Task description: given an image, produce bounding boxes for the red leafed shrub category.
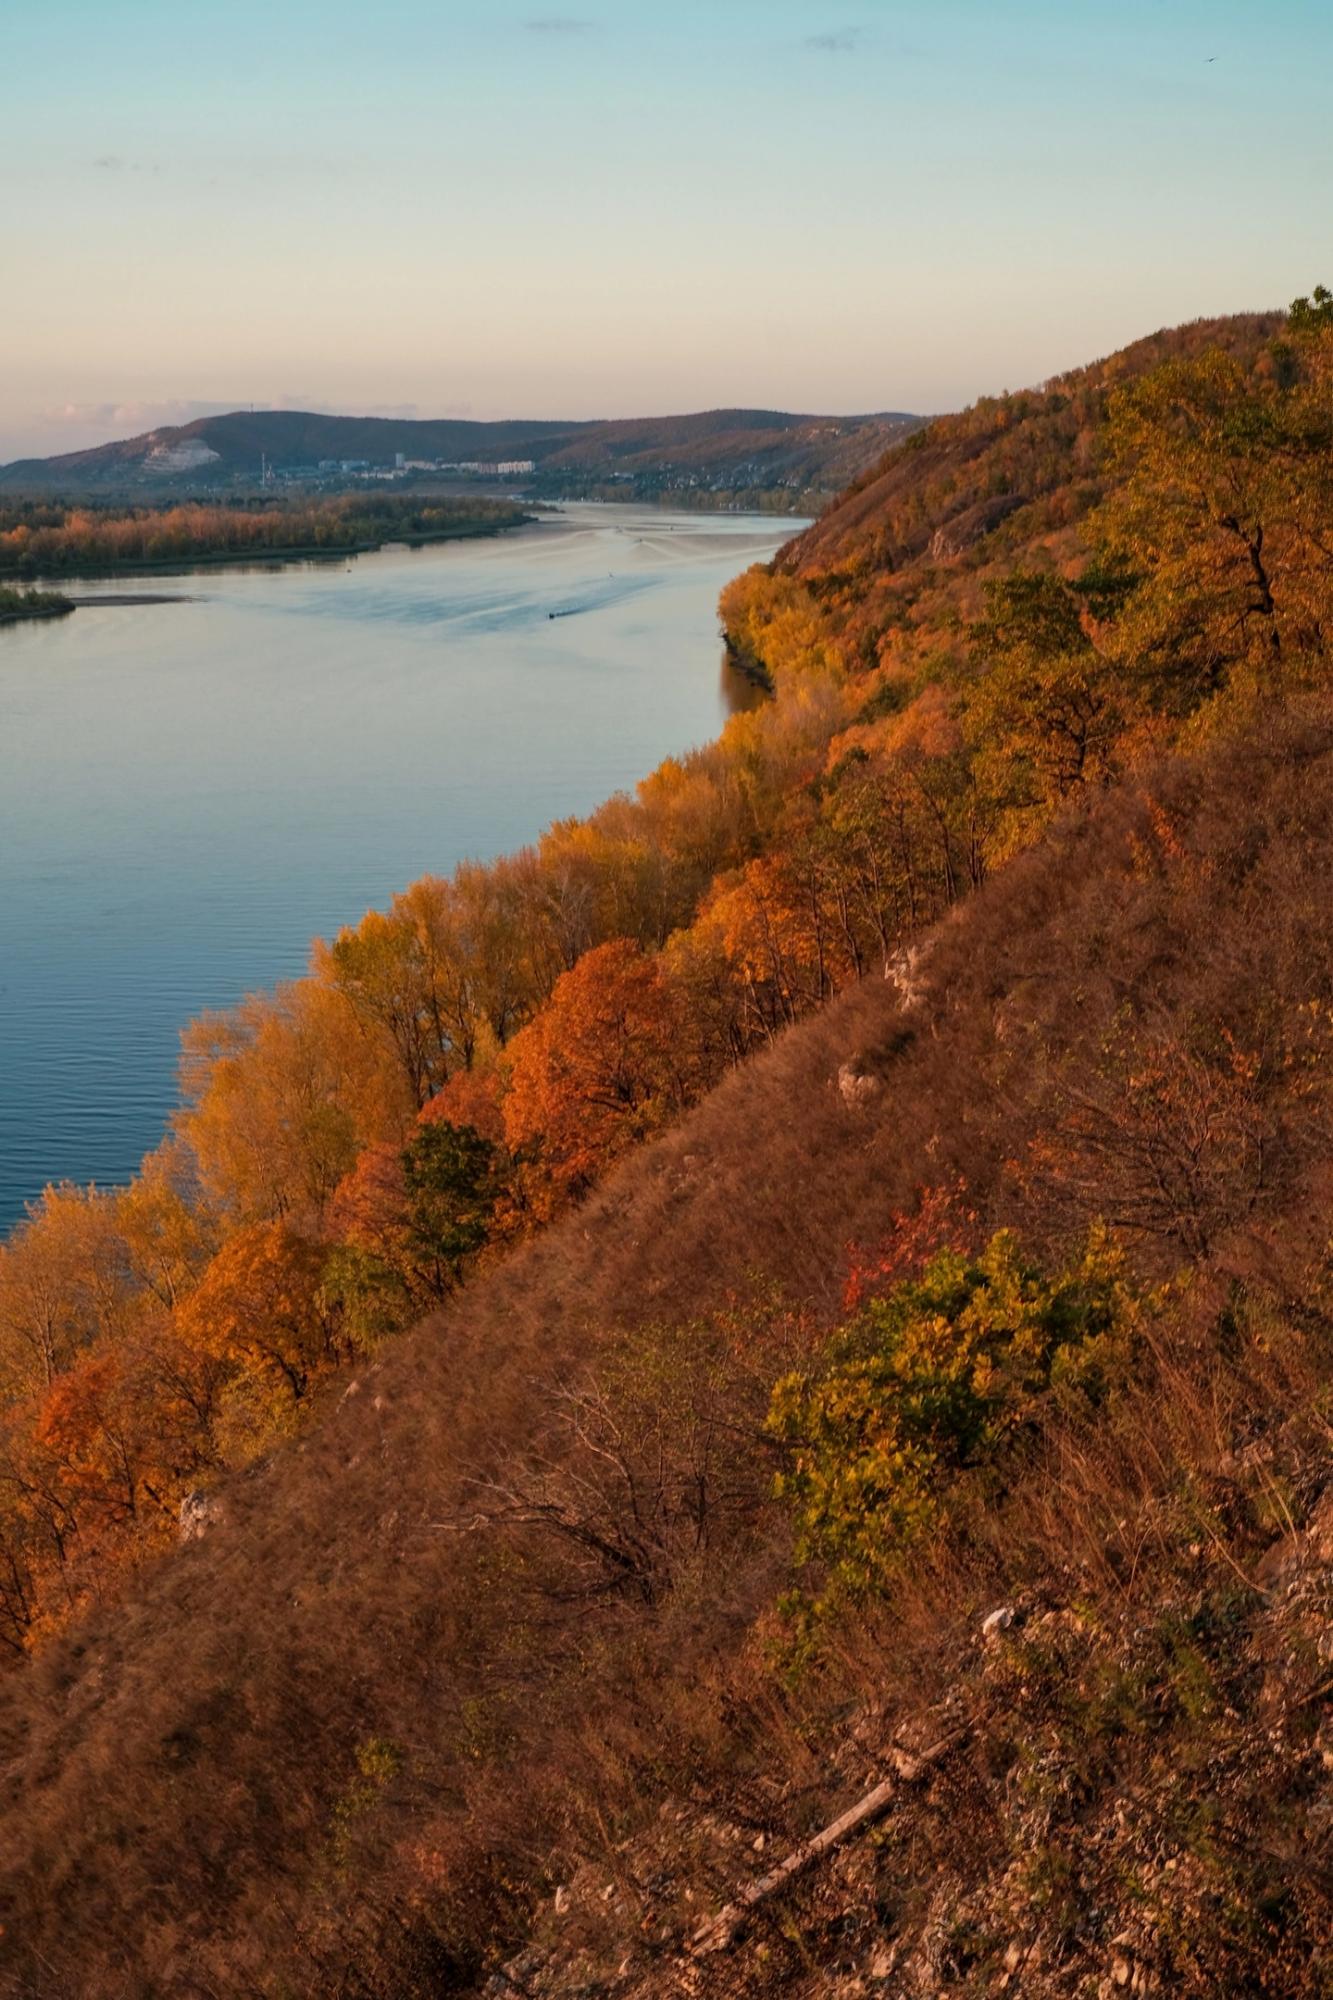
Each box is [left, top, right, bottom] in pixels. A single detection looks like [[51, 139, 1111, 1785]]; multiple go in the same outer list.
[[842, 1176, 980, 1310]]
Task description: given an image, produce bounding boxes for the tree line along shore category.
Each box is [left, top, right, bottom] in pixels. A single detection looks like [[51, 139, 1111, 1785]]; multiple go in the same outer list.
[[0, 583, 73, 624], [0, 493, 531, 581]]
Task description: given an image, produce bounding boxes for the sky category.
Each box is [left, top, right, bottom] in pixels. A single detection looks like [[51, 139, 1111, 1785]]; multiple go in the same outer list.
[[3, 0, 1331, 461]]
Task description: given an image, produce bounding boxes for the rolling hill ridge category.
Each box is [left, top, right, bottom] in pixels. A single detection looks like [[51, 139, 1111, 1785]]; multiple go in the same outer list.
[[0, 406, 920, 504]]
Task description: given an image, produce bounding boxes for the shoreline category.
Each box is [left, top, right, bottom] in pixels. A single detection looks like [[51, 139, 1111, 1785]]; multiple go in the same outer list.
[[2, 512, 536, 587], [0, 604, 75, 626], [0, 594, 74, 627], [61, 592, 195, 608], [721, 632, 775, 694]]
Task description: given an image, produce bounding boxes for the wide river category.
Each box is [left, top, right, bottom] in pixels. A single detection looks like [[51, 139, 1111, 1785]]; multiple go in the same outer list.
[[0, 504, 798, 1233]]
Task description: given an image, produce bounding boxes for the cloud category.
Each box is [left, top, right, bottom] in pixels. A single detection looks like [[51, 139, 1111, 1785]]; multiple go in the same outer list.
[[90, 148, 362, 183], [40, 398, 239, 433], [3, 395, 490, 464], [803, 25, 865, 53], [523, 15, 595, 33], [39, 397, 444, 440], [89, 154, 163, 175]]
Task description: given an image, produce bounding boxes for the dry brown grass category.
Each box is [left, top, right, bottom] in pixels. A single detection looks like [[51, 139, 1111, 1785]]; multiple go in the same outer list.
[[2, 700, 1332, 1995]]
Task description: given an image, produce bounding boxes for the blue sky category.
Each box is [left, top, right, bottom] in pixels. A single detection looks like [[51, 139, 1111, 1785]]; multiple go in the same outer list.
[[4, 0, 1330, 458]]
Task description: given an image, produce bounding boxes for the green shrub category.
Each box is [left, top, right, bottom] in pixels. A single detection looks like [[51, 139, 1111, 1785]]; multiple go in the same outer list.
[[766, 1228, 1133, 1599]]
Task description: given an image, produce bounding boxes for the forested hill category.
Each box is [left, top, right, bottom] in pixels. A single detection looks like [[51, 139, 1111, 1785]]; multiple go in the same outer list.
[[0, 405, 919, 505], [777, 310, 1282, 579], [1, 298, 1333, 1997]]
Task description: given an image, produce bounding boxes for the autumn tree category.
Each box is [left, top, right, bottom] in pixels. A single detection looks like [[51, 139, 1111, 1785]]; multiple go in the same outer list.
[[177, 1223, 349, 1417], [1288, 284, 1333, 334], [113, 1141, 217, 1310], [0, 1186, 130, 1396], [326, 1117, 501, 1339], [1097, 319, 1333, 700], [178, 982, 379, 1225], [964, 567, 1133, 841], [503, 939, 690, 1213], [323, 872, 541, 1108], [35, 1352, 172, 1578]]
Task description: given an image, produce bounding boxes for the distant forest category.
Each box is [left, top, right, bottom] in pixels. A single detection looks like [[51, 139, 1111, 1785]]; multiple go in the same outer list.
[[0, 582, 72, 622], [0, 494, 530, 577]]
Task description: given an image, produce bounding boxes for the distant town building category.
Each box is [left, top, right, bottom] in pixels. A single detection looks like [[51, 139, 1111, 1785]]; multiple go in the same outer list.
[[308, 453, 535, 480]]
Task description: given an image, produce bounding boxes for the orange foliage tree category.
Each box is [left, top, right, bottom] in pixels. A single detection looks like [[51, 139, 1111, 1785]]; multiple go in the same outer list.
[[177, 1222, 349, 1413], [503, 939, 692, 1213]]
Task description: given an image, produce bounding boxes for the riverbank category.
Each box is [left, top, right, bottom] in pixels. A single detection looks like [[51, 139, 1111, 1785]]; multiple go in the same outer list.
[[721, 628, 774, 693], [0, 586, 73, 626], [14, 516, 537, 585], [61, 593, 195, 608], [0, 497, 534, 584], [0, 504, 795, 1228]]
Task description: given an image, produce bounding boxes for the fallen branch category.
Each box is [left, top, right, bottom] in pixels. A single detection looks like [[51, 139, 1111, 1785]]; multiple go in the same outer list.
[[690, 1731, 962, 1955]]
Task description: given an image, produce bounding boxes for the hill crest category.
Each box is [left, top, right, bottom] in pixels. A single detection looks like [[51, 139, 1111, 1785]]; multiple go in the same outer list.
[[0, 405, 920, 501]]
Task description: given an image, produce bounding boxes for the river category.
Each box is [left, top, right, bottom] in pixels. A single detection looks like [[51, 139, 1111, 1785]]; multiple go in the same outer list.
[[0, 504, 799, 1232]]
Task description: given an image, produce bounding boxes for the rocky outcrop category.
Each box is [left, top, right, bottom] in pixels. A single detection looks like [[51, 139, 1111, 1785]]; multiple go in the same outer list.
[[177, 1489, 222, 1543], [837, 1057, 883, 1109], [927, 491, 1027, 561]]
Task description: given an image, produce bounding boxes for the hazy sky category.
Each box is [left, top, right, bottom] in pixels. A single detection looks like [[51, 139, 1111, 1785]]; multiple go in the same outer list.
[[4, 0, 1330, 460]]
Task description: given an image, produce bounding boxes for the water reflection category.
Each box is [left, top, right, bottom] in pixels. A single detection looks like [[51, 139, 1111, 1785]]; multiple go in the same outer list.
[[719, 649, 771, 715]]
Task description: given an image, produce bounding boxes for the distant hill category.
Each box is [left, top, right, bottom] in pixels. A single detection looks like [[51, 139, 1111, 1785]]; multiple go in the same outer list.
[[0, 406, 921, 505]]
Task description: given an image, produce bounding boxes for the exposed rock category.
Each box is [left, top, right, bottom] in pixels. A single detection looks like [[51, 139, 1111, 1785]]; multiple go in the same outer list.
[[177, 1490, 222, 1543], [838, 1058, 883, 1109], [145, 436, 222, 474], [1000, 1938, 1043, 1988], [981, 1605, 1015, 1639], [926, 491, 1027, 561], [885, 943, 928, 1011], [1315, 1717, 1333, 1771]]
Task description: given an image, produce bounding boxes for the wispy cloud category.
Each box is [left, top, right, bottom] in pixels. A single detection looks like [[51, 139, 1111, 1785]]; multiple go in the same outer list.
[[523, 16, 595, 34], [90, 154, 163, 175], [39, 398, 237, 434], [803, 25, 865, 54]]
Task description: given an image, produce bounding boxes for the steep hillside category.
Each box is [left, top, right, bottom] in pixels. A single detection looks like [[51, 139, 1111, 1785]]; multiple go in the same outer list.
[[779, 313, 1281, 583], [2, 299, 1332, 1997], [1, 708, 1331, 1997]]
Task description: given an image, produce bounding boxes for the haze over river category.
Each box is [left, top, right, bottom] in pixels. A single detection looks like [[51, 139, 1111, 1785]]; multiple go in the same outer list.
[[0, 505, 798, 1232]]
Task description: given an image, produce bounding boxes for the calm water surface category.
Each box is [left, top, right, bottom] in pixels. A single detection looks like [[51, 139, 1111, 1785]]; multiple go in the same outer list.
[[0, 505, 797, 1231]]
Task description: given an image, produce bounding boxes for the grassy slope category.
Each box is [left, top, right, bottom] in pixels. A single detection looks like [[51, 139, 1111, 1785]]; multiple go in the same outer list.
[[1, 710, 1330, 1997], [0, 314, 1330, 1997]]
